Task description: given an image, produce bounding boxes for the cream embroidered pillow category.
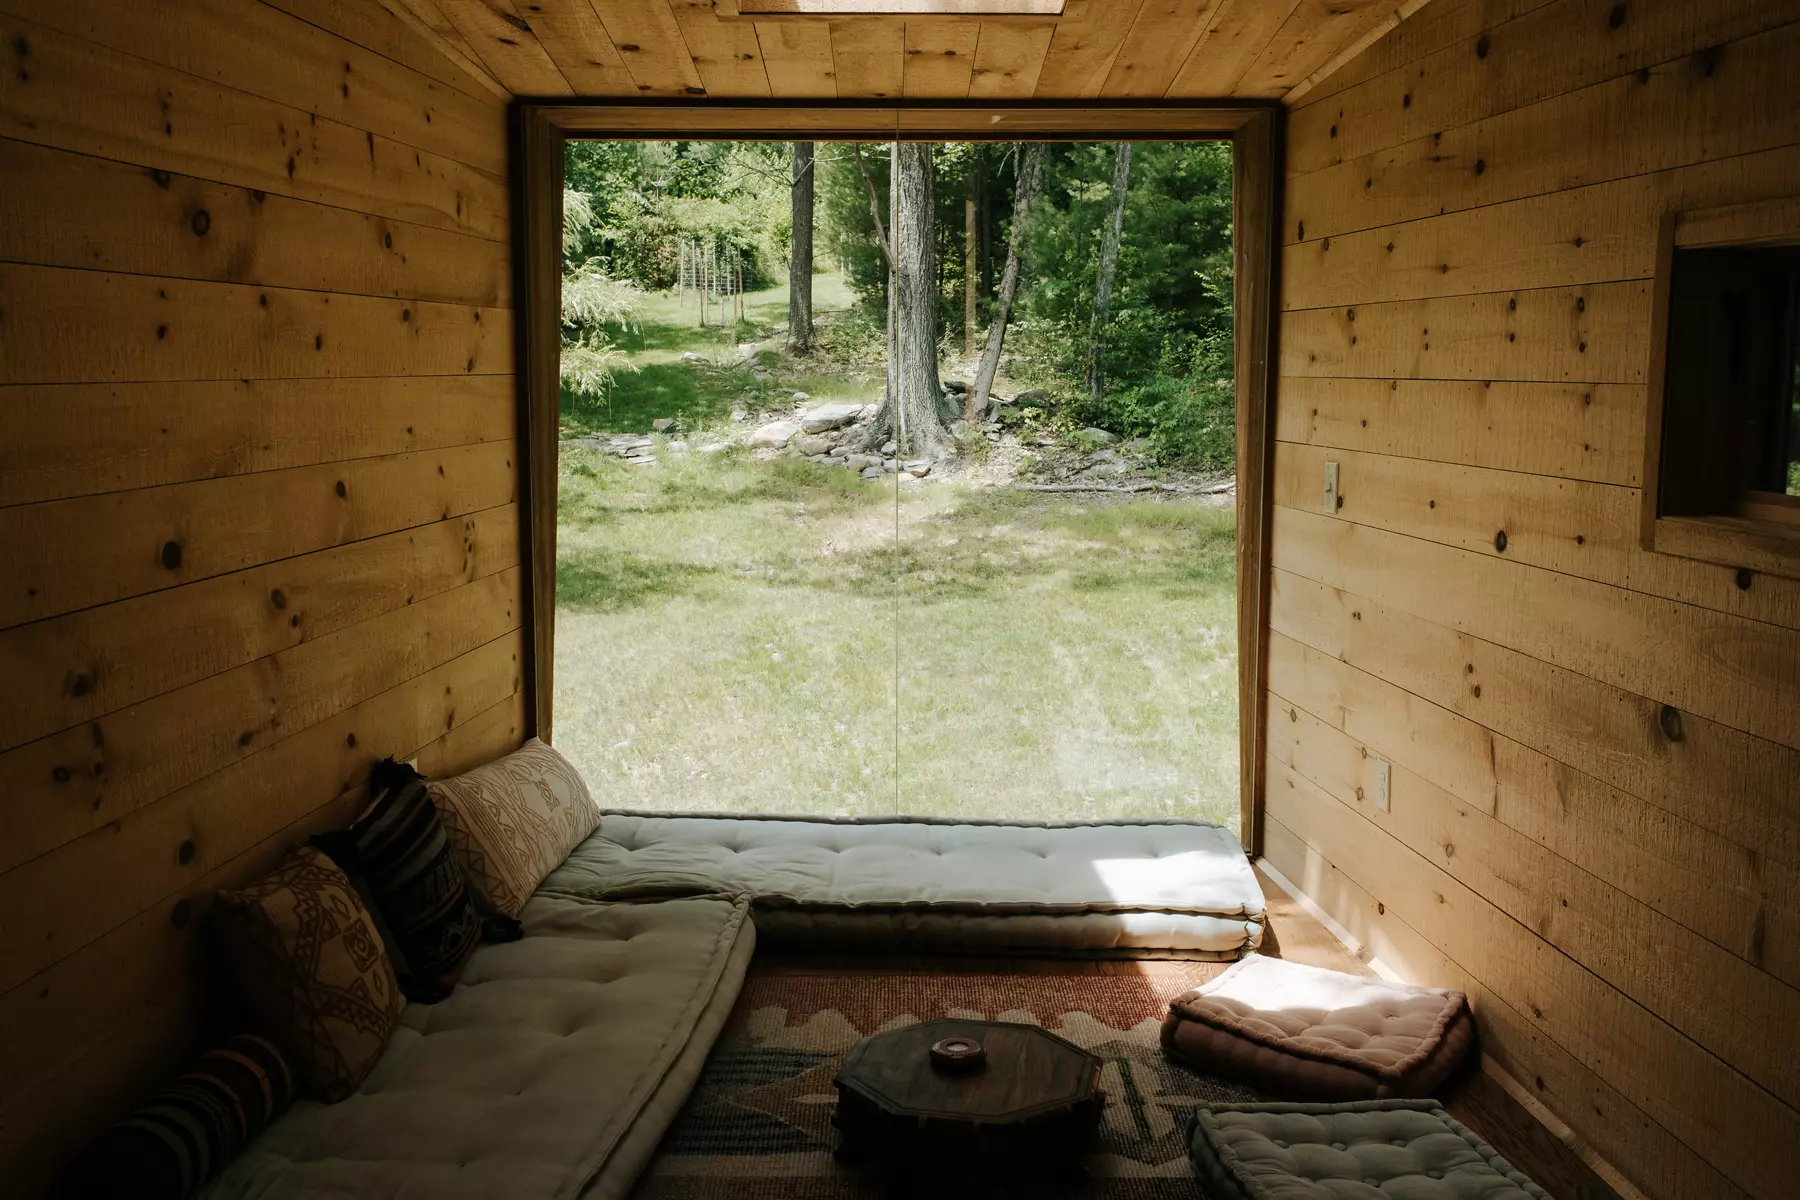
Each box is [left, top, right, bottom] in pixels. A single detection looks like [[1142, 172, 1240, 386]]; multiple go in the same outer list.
[[428, 737, 601, 917]]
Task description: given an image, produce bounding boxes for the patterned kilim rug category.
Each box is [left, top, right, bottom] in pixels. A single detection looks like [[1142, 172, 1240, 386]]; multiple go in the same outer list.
[[630, 962, 1258, 1199]]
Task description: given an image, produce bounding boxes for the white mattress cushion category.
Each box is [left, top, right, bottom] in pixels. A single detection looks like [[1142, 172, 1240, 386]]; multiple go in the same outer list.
[[542, 813, 1265, 957], [199, 892, 754, 1200]]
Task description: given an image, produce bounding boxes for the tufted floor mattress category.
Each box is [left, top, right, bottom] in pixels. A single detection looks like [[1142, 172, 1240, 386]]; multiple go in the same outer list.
[[540, 812, 1265, 959], [1189, 1099, 1550, 1200], [199, 892, 755, 1200]]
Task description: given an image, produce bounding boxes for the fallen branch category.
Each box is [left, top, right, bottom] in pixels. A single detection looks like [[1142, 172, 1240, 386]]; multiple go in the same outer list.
[[1013, 480, 1234, 496]]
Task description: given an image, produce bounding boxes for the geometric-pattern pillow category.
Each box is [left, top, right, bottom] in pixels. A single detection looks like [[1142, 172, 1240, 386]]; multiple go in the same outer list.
[[428, 737, 601, 918], [52, 1033, 294, 1200], [311, 764, 486, 1004], [212, 848, 403, 1101]]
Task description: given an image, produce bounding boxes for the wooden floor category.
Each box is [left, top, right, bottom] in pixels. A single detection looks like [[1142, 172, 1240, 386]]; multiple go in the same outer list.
[[760, 864, 1622, 1200]]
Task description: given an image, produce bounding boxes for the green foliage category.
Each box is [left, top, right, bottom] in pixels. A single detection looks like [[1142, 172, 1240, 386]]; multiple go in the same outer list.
[[558, 260, 646, 410]]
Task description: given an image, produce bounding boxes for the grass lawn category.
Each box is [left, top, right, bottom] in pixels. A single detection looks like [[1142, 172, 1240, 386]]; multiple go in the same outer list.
[[552, 278, 1240, 827], [554, 451, 1239, 826]]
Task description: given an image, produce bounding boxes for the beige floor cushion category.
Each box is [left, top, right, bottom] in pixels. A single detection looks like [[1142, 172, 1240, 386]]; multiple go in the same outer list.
[[1190, 1099, 1548, 1200], [542, 811, 1265, 959], [198, 892, 754, 1200], [1162, 954, 1475, 1100]]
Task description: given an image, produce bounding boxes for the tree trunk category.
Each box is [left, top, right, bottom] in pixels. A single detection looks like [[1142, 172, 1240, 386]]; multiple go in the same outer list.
[[964, 181, 978, 358], [890, 141, 946, 455], [970, 143, 1046, 423], [788, 142, 814, 352], [1088, 141, 1133, 403]]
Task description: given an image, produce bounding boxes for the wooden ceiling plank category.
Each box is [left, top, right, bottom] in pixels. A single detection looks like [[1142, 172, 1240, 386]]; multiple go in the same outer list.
[[827, 18, 904, 98], [429, 0, 576, 94], [668, 0, 773, 96], [1234, 0, 1391, 98], [968, 20, 1055, 98], [1164, 0, 1302, 97], [903, 19, 981, 97], [1031, 0, 1142, 97], [1280, 0, 1438, 106], [1098, 0, 1221, 98], [755, 20, 837, 96], [378, 0, 513, 96], [266, 0, 509, 100], [587, 0, 707, 95], [526, 0, 639, 94], [671, 2, 772, 95]]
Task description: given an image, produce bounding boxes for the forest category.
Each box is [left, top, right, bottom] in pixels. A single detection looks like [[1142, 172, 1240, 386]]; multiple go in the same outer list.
[[552, 137, 1241, 823], [559, 138, 1236, 470]]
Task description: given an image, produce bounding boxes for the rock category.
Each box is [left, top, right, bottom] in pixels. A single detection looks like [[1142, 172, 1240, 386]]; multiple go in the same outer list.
[[750, 419, 803, 448], [1013, 388, 1051, 408], [652, 418, 676, 432], [1124, 437, 1153, 454], [793, 434, 835, 455], [860, 466, 884, 479], [667, 441, 688, 451], [792, 391, 810, 403], [697, 443, 730, 455], [752, 368, 773, 383], [730, 409, 748, 422], [985, 431, 1002, 442], [808, 454, 830, 463], [801, 402, 864, 433], [880, 440, 898, 455], [903, 459, 931, 477], [1081, 427, 1121, 444], [844, 453, 882, 470], [942, 378, 969, 393], [948, 420, 971, 438], [883, 458, 899, 472]]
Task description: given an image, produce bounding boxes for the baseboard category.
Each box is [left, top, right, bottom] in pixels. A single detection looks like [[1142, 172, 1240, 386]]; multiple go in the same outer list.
[[1254, 856, 1645, 1200]]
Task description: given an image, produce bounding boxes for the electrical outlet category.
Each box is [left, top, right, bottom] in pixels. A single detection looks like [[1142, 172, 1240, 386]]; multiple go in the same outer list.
[[1371, 759, 1390, 811], [1324, 461, 1340, 513]]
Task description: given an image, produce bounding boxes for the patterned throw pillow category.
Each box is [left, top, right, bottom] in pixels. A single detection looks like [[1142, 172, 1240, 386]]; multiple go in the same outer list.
[[212, 849, 402, 1101], [53, 1033, 294, 1200], [428, 737, 602, 918], [313, 763, 486, 1003]]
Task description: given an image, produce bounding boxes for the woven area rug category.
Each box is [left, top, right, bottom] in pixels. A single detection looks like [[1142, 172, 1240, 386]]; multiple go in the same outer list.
[[630, 962, 1258, 1198]]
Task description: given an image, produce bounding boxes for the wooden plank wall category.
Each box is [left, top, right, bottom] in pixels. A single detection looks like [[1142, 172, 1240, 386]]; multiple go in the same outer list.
[[1270, 1, 1800, 1196], [0, 0, 523, 1188]]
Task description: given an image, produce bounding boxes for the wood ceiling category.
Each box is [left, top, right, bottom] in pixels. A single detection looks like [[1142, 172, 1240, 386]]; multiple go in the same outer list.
[[387, 0, 1427, 105]]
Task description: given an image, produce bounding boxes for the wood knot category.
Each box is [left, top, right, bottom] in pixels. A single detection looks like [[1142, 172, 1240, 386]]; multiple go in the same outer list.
[[190, 209, 211, 236], [161, 540, 182, 569], [1658, 704, 1684, 742]]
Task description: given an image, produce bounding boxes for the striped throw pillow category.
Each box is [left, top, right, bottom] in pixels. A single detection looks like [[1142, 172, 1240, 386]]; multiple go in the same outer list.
[[313, 763, 487, 1004], [54, 1034, 293, 1200]]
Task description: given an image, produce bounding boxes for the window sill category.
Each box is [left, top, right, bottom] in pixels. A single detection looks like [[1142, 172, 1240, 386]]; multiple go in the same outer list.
[[1648, 514, 1800, 581]]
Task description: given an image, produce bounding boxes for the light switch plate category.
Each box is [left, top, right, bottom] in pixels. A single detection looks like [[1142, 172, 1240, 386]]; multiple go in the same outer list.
[[1372, 759, 1390, 811], [1324, 461, 1340, 513]]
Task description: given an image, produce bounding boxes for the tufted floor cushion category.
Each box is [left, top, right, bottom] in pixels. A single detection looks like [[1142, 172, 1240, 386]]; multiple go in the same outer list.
[[1162, 954, 1475, 1101], [198, 892, 754, 1200], [1189, 1099, 1549, 1200], [540, 811, 1265, 959]]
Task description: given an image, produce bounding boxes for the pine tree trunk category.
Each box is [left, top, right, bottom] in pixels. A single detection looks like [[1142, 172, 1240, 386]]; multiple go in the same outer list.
[[1088, 142, 1133, 403], [970, 143, 1046, 422], [788, 141, 814, 352]]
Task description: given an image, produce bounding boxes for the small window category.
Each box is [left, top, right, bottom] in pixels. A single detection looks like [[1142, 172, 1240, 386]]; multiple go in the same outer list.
[[1644, 199, 1800, 578]]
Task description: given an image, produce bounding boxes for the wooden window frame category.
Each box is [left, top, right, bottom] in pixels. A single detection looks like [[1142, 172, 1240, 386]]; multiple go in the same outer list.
[[511, 100, 1283, 853], [1641, 195, 1800, 580]]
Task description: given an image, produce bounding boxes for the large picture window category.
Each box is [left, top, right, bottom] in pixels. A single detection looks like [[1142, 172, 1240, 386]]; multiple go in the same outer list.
[[513, 105, 1279, 849]]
